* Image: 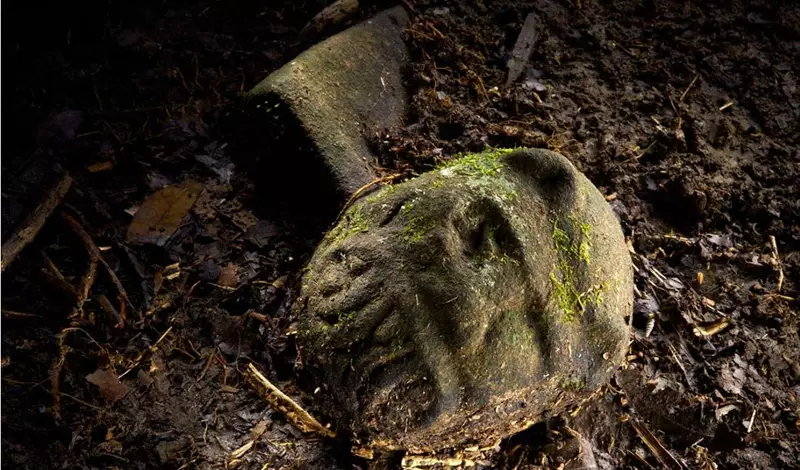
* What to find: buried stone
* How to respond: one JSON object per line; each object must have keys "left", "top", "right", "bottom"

{"left": 296, "top": 148, "right": 634, "bottom": 452}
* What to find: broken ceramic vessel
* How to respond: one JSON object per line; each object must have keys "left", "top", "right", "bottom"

{"left": 297, "top": 148, "right": 633, "bottom": 452}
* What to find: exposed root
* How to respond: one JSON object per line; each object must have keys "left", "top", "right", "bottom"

{"left": 50, "top": 327, "right": 108, "bottom": 418}
{"left": 332, "top": 173, "right": 403, "bottom": 228}
{"left": 60, "top": 211, "right": 136, "bottom": 323}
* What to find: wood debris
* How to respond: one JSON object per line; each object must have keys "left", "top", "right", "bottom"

{"left": 629, "top": 417, "right": 684, "bottom": 470}
{"left": 1, "top": 174, "right": 72, "bottom": 272}
{"left": 244, "top": 363, "right": 335, "bottom": 438}
{"left": 506, "top": 12, "right": 541, "bottom": 86}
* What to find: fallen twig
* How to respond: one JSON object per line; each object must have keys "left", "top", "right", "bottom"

{"left": 630, "top": 417, "right": 684, "bottom": 470}
{"left": 679, "top": 74, "right": 699, "bottom": 102}
{"left": 40, "top": 252, "right": 81, "bottom": 301}
{"left": 2, "top": 309, "right": 40, "bottom": 318}
{"left": 75, "top": 256, "right": 98, "bottom": 323}
{"left": 1, "top": 174, "right": 72, "bottom": 271}
{"left": 244, "top": 363, "right": 335, "bottom": 438}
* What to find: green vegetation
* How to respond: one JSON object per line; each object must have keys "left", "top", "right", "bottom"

{"left": 329, "top": 205, "right": 370, "bottom": 244}
{"left": 337, "top": 311, "right": 356, "bottom": 324}
{"left": 400, "top": 201, "right": 434, "bottom": 244}
{"left": 562, "top": 377, "right": 585, "bottom": 391}
{"left": 437, "top": 148, "right": 516, "bottom": 178}
{"left": 550, "top": 216, "right": 605, "bottom": 322}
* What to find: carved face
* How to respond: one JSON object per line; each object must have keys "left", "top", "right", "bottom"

{"left": 297, "top": 149, "right": 632, "bottom": 451}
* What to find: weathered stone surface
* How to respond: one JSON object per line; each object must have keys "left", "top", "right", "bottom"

{"left": 296, "top": 148, "right": 634, "bottom": 452}
{"left": 245, "top": 6, "right": 409, "bottom": 214}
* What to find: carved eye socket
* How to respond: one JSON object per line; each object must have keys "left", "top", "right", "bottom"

{"left": 456, "top": 201, "right": 520, "bottom": 264}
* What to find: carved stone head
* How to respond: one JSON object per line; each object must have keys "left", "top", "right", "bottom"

{"left": 296, "top": 148, "right": 633, "bottom": 452}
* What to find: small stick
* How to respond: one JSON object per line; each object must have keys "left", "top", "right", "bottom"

{"left": 769, "top": 235, "right": 784, "bottom": 292}
{"left": 746, "top": 406, "right": 757, "bottom": 433}
{"left": 679, "top": 74, "right": 699, "bottom": 102}
{"left": 245, "top": 363, "right": 335, "bottom": 438}
{"left": 667, "top": 342, "right": 691, "bottom": 386}
{"left": 95, "top": 294, "right": 122, "bottom": 327}
{"left": 60, "top": 211, "right": 136, "bottom": 320}
{"left": 719, "top": 101, "right": 734, "bottom": 111}
{"left": 630, "top": 418, "right": 684, "bottom": 470}
{"left": 2, "top": 309, "right": 40, "bottom": 318}
{"left": 1, "top": 174, "right": 72, "bottom": 271}
{"left": 42, "top": 253, "right": 72, "bottom": 286}
{"left": 117, "top": 326, "right": 173, "bottom": 379}
{"left": 37, "top": 267, "right": 80, "bottom": 301}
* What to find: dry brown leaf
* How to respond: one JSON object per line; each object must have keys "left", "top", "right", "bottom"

{"left": 86, "top": 367, "right": 129, "bottom": 402}
{"left": 87, "top": 161, "right": 114, "bottom": 173}
{"left": 218, "top": 263, "right": 239, "bottom": 288}
{"left": 126, "top": 180, "right": 203, "bottom": 246}
{"left": 250, "top": 418, "right": 271, "bottom": 440}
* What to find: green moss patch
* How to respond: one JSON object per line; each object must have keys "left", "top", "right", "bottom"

{"left": 328, "top": 205, "right": 370, "bottom": 243}
{"left": 550, "top": 216, "right": 605, "bottom": 321}
{"left": 400, "top": 201, "right": 434, "bottom": 244}
{"left": 438, "top": 148, "right": 516, "bottom": 178}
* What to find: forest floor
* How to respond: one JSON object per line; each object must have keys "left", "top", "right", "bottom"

{"left": 2, "top": 0, "right": 799, "bottom": 469}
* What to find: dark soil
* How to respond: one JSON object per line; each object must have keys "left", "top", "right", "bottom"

{"left": 3, "top": 1, "right": 799, "bottom": 469}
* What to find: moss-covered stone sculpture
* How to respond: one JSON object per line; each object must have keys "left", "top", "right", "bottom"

{"left": 296, "top": 148, "right": 633, "bottom": 453}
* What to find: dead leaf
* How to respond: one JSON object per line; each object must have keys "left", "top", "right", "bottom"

{"left": 220, "top": 384, "right": 239, "bottom": 393}
{"left": 218, "top": 263, "right": 238, "bottom": 287}
{"left": 719, "top": 364, "right": 746, "bottom": 395}
{"left": 716, "top": 404, "right": 739, "bottom": 421}
{"left": 87, "top": 161, "right": 114, "bottom": 173}
{"left": 250, "top": 418, "right": 271, "bottom": 440}
{"left": 694, "top": 318, "right": 730, "bottom": 337}
{"left": 86, "top": 367, "right": 129, "bottom": 402}
{"left": 126, "top": 180, "right": 203, "bottom": 246}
